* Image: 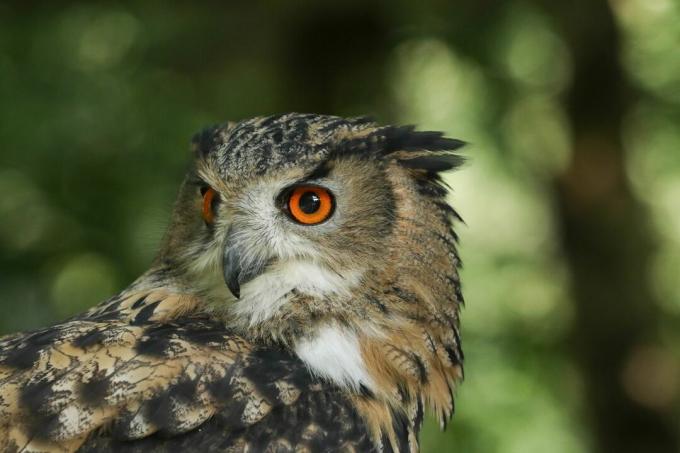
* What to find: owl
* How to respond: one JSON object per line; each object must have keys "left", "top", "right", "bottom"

{"left": 0, "top": 113, "right": 465, "bottom": 452}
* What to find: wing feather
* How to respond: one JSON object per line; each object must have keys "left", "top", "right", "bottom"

{"left": 0, "top": 290, "right": 375, "bottom": 452}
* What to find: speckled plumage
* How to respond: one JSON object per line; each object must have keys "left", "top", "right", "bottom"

{"left": 0, "top": 113, "right": 465, "bottom": 452}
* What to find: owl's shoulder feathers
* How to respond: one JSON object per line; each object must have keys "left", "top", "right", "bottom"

{"left": 0, "top": 288, "right": 406, "bottom": 452}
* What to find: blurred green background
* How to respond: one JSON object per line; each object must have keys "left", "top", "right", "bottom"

{"left": 0, "top": 1, "right": 678, "bottom": 452}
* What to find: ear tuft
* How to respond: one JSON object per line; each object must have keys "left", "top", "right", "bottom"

{"left": 381, "top": 125, "right": 466, "bottom": 173}
{"left": 397, "top": 153, "right": 466, "bottom": 172}
{"left": 191, "top": 122, "right": 234, "bottom": 158}
{"left": 383, "top": 126, "right": 466, "bottom": 154}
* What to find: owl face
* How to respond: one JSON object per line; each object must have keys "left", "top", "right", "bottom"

{"left": 160, "top": 113, "right": 463, "bottom": 340}
{"left": 161, "top": 115, "right": 392, "bottom": 331}
{"left": 201, "top": 155, "right": 395, "bottom": 326}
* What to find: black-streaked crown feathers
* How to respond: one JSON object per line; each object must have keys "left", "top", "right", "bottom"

{"left": 191, "top": 113, "right": 465, "bottom": 179}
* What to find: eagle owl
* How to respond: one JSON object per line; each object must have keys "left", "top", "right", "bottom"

{"left": 0, "top": 113, "right": 465, "bottom": 452}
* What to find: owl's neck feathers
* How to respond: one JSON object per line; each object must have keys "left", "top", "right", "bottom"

{"left": 352, "top": 163, "right": 464, "bottom": 436}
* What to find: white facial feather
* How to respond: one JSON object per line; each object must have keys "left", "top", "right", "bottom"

{"left": 230, "top": 261, "right": 362, "bottom": 326}
{"left": 295, "top": 325, "right": 375, "bottom": 391}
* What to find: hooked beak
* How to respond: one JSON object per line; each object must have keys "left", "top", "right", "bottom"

{"left": 222, "top": 226, "right": 268, "bottom": 299}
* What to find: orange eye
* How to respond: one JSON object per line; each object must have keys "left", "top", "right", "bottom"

{"left": 287, "top": 185, "right": 334, "bottom": 225}
{"left": 201, "top": 187, "right": 218, "bottom": 225}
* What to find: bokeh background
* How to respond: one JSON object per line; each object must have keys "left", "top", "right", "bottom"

{"left": 1, "top": 1, "right": 679, "bottom": 451}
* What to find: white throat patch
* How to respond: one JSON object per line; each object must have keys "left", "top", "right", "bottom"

{"left": 295, "top": 325, "right": 375, "bottom": 391}
{"left": 229, "top": 261, "right": 362, "bottom": 327}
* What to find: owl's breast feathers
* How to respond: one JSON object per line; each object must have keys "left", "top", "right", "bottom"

{"left": 0, "top": 287, "right": 414, "bottom": 452}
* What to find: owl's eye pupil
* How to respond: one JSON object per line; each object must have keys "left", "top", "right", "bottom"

{"left": 299, "top": 191, "right": 321, "bottom": 214}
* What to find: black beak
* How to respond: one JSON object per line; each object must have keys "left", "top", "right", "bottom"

{"left": 222, "top": 226, "right": 268, "bottom": 299}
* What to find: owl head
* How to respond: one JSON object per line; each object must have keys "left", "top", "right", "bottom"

{"left": 157, "top": 114, "right": 464, "bottom": 374}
